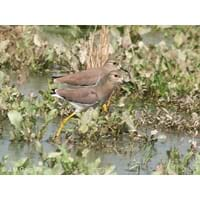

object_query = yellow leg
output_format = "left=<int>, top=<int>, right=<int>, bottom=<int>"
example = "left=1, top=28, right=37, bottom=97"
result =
left=53, top=112, right=76, bottom=140
left=102, top=103, right=108, bottom=112
left=102, top=92, right=113, bottom=112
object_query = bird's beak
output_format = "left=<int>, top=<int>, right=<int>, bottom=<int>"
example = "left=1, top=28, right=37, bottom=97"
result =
left=120, top=69, right=131, bottom=83
left=118, top=77, right=124, bottom=84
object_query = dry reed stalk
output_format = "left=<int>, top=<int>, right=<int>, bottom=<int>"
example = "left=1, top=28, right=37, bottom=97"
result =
left=86, top=26, right=110, bottom=69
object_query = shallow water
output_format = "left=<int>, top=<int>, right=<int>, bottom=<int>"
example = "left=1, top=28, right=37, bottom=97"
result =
left=91, top=132, right=197, bottom=174
left=0, top=118, right=198, bottom=174
left=9, top=72, right=49, bottom=96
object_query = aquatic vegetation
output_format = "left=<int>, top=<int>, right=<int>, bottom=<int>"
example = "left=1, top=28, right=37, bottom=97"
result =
left=0, top=71, right=58, bottom=141
left=153, top=146, right=198, bottom=175
left=0, top=145, right=114, bottom=175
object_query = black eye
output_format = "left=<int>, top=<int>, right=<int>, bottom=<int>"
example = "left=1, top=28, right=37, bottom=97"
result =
left=114, top=74, right=119, bottom=78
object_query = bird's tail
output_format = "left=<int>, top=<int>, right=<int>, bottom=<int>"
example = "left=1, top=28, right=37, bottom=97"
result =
left=52, top=74, right=64, bottom=79
left=51, top=74, right=65, bottom=83
left=51, top=89, right=64, bottom=100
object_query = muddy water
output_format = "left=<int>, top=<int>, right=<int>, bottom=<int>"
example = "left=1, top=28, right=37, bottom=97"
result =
left=97, top=133, right=197, bottom=174
left=0, top=74, right=199, bottom=174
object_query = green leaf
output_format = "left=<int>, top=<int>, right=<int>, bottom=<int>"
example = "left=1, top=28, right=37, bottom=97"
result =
left=47, top=152, right=62, bottom=159
left=82, top=149, right=90, bottom=157
left=104, top=165, right=115, bottom=175
left=34, top=141, right=43, bottom=154
left=7, top=110, right=23, bottom=129
left=46, top=109, right=57, bottom=122
left=79, top=124, right=89, bottom=134
left=14, top=158, right=29, bottom=169
left=194, top=154, right=200, bottom=175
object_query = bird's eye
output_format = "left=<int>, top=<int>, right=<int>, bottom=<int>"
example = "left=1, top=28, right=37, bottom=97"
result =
left=114, top=74, right=119, bottom=78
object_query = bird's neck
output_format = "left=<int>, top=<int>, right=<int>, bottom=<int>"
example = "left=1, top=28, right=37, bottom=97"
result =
left=96, top=77, right=117, bottom=102
left=102, top=65, right=115, bottom=72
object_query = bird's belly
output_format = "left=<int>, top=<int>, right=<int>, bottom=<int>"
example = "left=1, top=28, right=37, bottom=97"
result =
left=69, top=101, right=98, bottom=112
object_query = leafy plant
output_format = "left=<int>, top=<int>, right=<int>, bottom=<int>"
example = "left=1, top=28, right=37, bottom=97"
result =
left=0, top=145, right=115, bottom=175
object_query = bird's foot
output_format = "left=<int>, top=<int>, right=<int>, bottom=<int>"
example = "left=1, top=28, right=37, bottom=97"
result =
left=102, top=103, right=109, bottom=112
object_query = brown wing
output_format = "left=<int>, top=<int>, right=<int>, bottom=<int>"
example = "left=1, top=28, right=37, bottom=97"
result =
left=54, top=68, right=103, bottom=86
left=55, top=87, right=99, bottom=104
left=54, top=63, right=116, bottom=86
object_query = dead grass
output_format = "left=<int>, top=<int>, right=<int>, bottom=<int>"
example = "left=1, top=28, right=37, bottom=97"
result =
left=86, top=26, right=110, bottom=69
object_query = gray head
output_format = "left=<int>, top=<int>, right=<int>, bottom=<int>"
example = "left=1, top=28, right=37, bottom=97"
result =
left=100, top=70, right=123, bottom=86
left=102, top=59, right=120, bottom=71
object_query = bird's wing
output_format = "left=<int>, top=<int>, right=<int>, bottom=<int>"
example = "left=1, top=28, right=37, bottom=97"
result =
left=54, top=68, right=102, bottom=86
left=55, top=88, right=99, bottom=105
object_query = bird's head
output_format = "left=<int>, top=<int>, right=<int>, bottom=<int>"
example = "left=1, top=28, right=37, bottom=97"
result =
left=107, top=70, right=123, bottom=84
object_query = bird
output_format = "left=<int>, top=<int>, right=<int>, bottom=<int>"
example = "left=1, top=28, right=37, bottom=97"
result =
left=52, top=59, right=118, bottom=86
left=52, top=59, right=119, bottom=112
left=52, top=70, right=123, bottom=141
